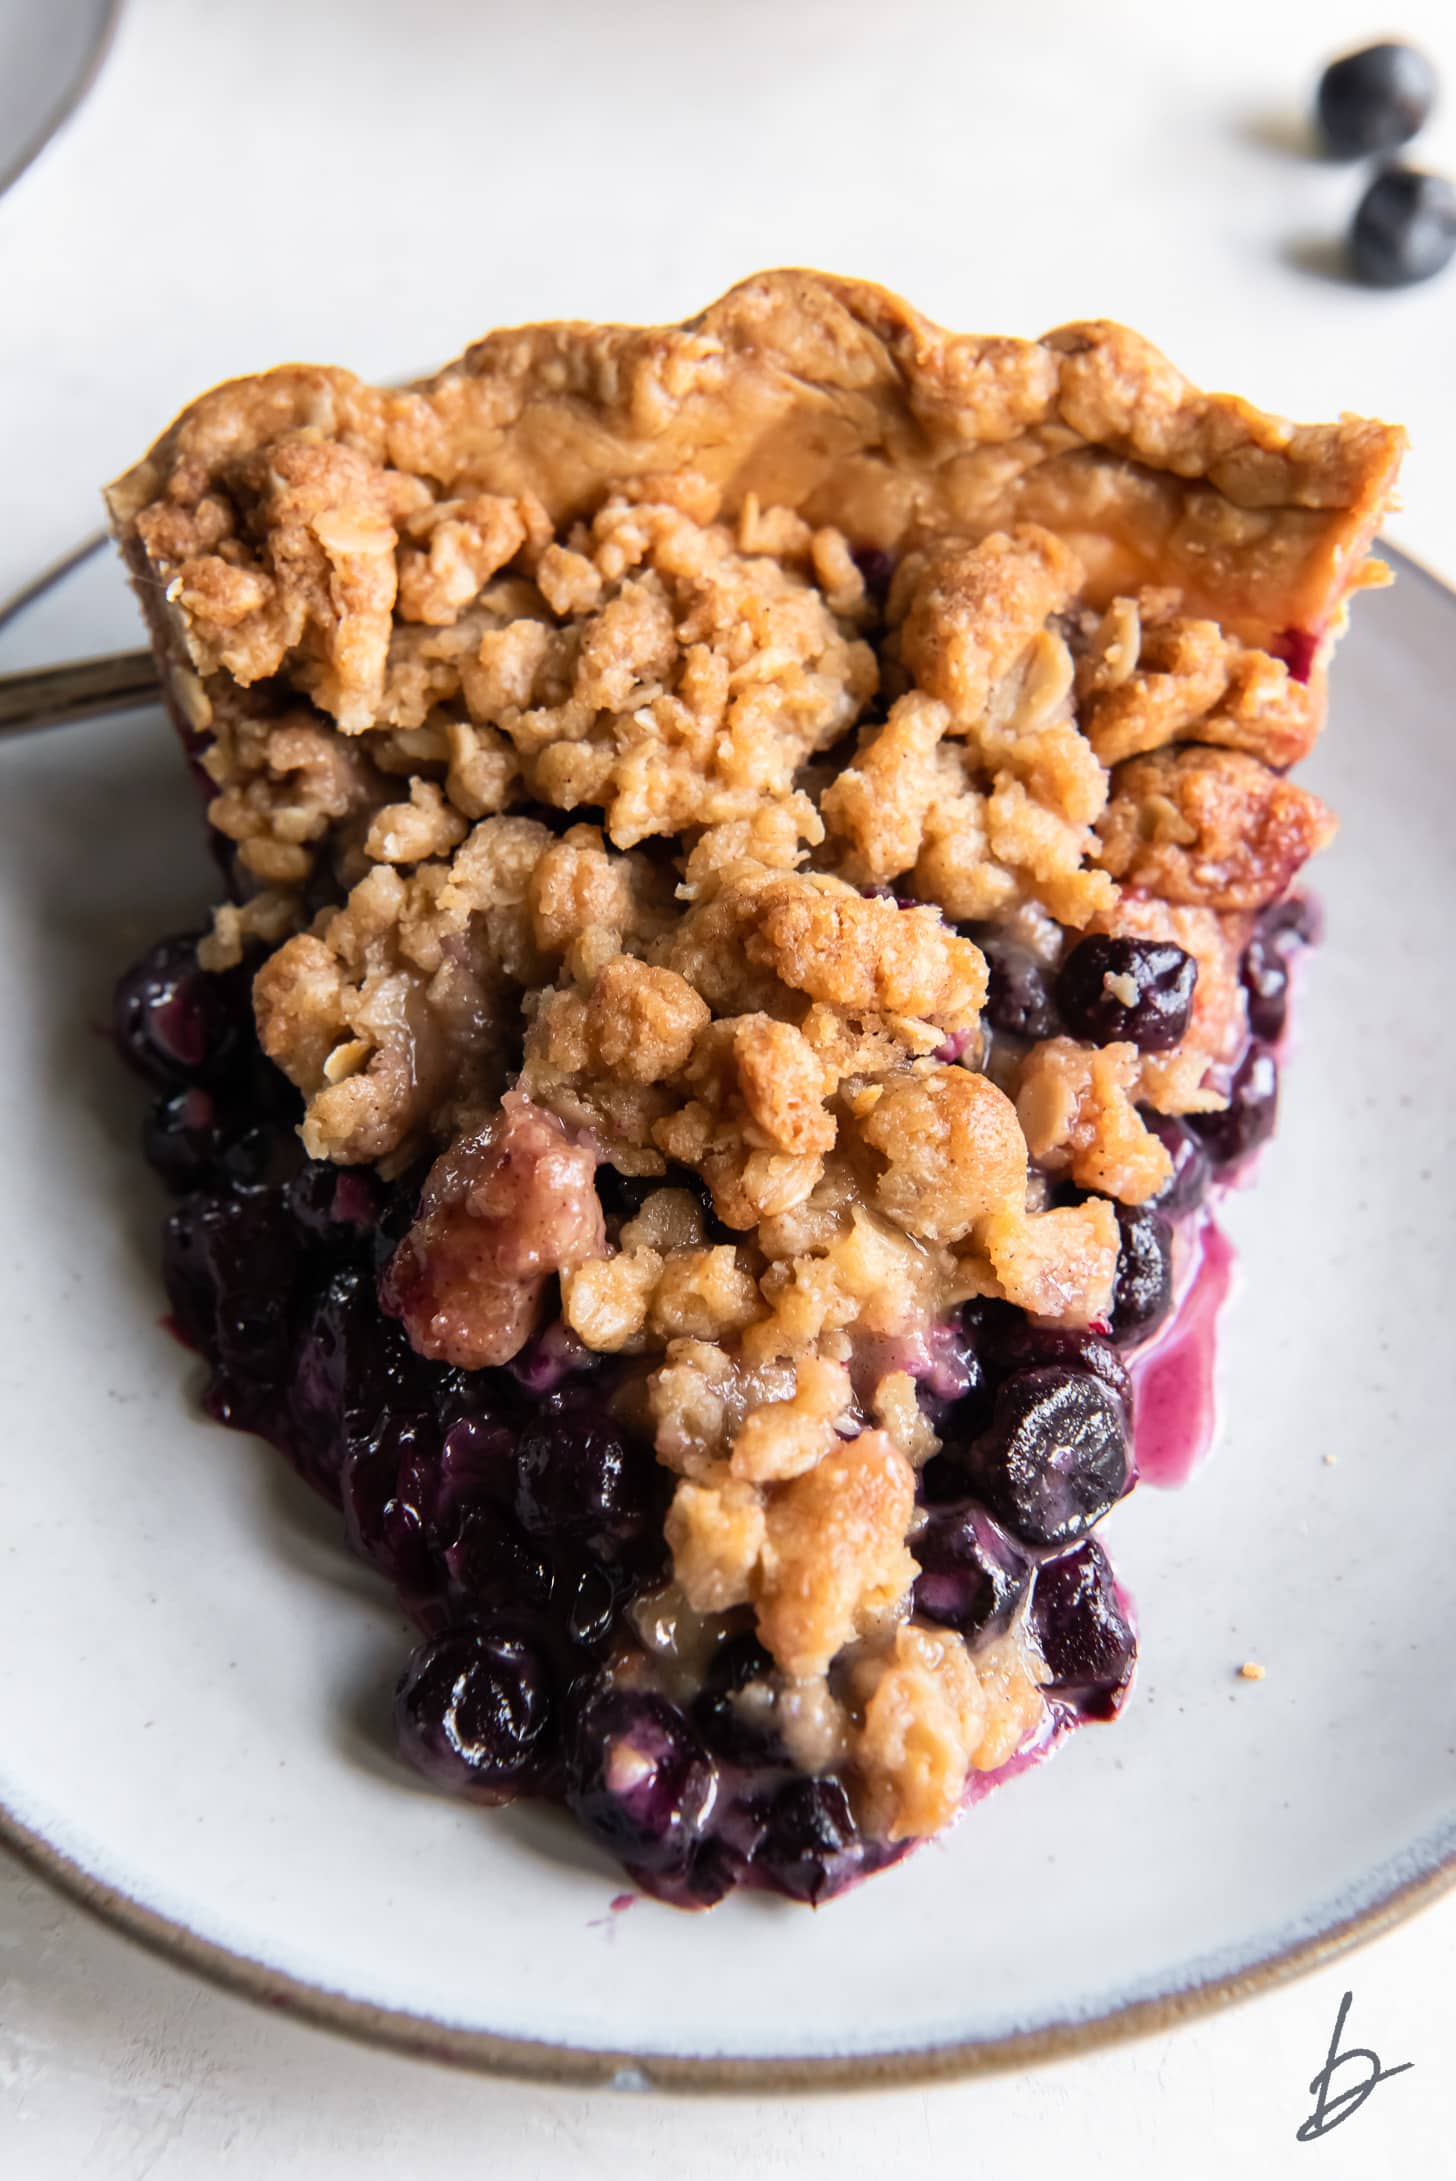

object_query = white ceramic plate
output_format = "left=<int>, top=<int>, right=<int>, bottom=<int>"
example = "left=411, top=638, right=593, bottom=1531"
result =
left=0, top=542, right=1451, bottom=2089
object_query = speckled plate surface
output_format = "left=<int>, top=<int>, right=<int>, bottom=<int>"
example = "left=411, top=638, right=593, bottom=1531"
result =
left=0, top=541, right=1451, bottom=2089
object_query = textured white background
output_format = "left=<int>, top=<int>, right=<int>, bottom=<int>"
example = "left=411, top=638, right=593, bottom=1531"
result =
left=1, top=0, right=1453, bottom=2172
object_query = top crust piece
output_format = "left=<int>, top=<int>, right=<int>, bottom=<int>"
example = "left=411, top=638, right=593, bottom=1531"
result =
left=109, top=266, right=1403, bottom=686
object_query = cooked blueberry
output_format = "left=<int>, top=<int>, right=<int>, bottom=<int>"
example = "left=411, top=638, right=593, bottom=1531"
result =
left=1351, top=166, right=1456, bottom=288
left=981, top=941, right=1060, bottom=1043
left=551, top=1554, right=622, bottom=1650
left=958, top=1367, right=1130, bottom=1547
left=443, top=1501, right=551, bottom=1613
left=288, top=1263, right=433, bottom=1488
left=1055, top=936, right=1196, bottom=1051
left=114, top=936, right=242, bottom=1088
left=285, top=1161, right=381, bottom=1243
left=396, top=1622, right=557, bottom=1801
left=161, top=1190, right=297, bottom=1423
left=919, top=1317, right=986, bottom=1407
left=515, top=1402, right=654, bottom=1545
left=1259, top=895, right=1319, bottom=949
left=1030, top=1540, right=1137, bottom=1720
left=1190, top=1044, right=1279, bottom=1167
left=1140, top=1109, right=1211, bottom=1215
left=341, top=1418, right=440, bottom=1592
left=143, top=1087, right=269, bottom=1195
left=977, top=1308, right=1132, bottom=1413
left=850, top=544, right=895, bottom=604
left=565, top=1685, right=717, bottom=1874
left=755, top=1777, right=860, bottom=1906
left=1240, top=931, right=1289, bottom=1041
left=435, top=1412, right=519, bottom=1512
left=670, top=1840, right=750, bottom=1909
left=694, top=1634, right=785, bottom=1761
left=1316, top=42, right=1436, bottom=159
left=1110, top=1203, right=1174, bottom=1344
left=1241, top=896, right=1316, bottom=1042
left=913, top=1502, right=1029, bottom=1637
left=508, top=1318, right=598, bottom=1395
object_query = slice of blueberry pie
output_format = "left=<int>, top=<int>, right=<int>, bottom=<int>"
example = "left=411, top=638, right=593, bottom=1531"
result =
left=105, top=272, right=1404, bottom=1907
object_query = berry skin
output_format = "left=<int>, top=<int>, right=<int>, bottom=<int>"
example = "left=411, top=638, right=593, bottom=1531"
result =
left=1139, top=1111, right=1211, bottom=1216
left=395, top=1621, right=558, bottom=1801
left=1030, top=1541, right=1137, bottom=1720
left=1109, top=1203, right=1174, bottom=1344
left=693, top=1634, right=786, bottom=1763
left=956, top=1367, right=1131, bottom=1548
left=1055, top=937, right=1196, bottom=1052
left=565, top=1684, right=717, bottom=1875
left=1351, top=167, right=1456, bottom=289
left=754, top=1777, right=861, bottom=1905
left=913, top=1502, right=1030, bottom=1638
left=1316, top=43, right=1437, bottom=160
left=982, top=941, right=1060, bottom=1042
left=114, top=935, right=243, bottom=1088
left=1190, top=1044, right=1279, bottom=1168
left=977, top=1307, right=1133, bottom=1414
left=143, top=1087, right=269, bottom=1195
left=514, top=1401, right=654, bottom=1547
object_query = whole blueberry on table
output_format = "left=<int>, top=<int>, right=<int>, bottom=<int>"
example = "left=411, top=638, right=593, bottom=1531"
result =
left=1350, top=167, right=1456, bottom=288
left=1055, top=936, right=1197, bottom=1052
left=1315, top=42, right=1437, bottom=159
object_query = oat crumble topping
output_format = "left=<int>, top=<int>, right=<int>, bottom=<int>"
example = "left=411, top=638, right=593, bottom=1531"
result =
left=108, top=271, right=1402, bottom=1860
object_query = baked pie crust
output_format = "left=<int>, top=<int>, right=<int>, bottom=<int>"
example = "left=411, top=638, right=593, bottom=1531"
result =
left=107, top=272, right=1404, bottom=1903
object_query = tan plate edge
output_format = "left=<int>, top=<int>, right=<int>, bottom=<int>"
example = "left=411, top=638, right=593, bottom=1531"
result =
left=1, top=1796, right=1451, bottom=2094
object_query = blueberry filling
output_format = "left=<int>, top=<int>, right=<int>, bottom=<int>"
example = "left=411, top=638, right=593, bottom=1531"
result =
left=115, top=904, right=1312, bottom=1908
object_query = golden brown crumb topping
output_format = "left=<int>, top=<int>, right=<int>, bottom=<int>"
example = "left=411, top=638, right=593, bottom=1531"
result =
left=109, top=271, right=1400, bottom=1848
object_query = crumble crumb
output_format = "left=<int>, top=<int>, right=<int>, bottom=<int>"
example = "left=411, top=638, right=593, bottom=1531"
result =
left=1238, top=1661, right=1267, bottom=1681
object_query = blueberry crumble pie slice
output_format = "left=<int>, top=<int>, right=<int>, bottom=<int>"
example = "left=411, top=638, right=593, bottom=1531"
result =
left=106, top=272, right=1403, bottom=1907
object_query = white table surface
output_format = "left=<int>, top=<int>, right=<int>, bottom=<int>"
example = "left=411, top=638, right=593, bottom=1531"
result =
left=1, top=0, right=1452, bottom=2172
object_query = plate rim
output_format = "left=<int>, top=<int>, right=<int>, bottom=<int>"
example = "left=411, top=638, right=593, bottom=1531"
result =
left=2, top=535, right=1452, bottom=2092
left=1, top=1790, right=1450, bottom=2093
